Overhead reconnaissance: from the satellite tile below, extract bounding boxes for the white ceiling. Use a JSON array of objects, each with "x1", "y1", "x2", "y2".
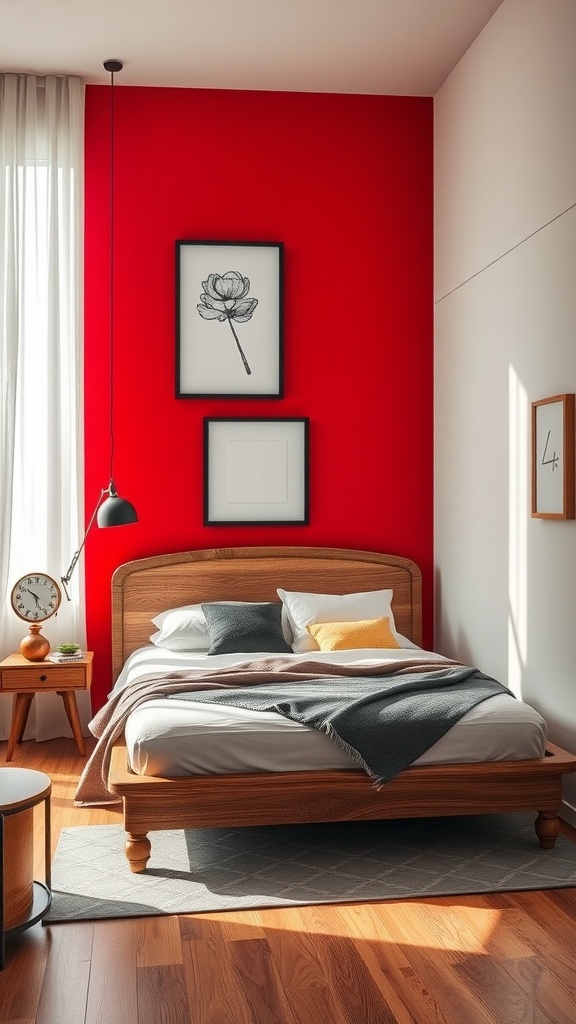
[{"x1": 2, "y1": 0, "x2": 504, "y2": 96}]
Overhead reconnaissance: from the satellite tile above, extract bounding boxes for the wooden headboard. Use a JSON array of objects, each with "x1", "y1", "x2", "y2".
[{"x1": 111, "y1": 546, "x2": 422, "y2": 680}]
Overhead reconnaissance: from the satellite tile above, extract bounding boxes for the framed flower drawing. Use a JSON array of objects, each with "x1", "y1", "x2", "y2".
[{"x1": 176, "y1": 241, "x2": 284, "y2": 398}]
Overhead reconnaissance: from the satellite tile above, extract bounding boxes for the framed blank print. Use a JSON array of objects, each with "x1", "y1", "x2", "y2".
[
  {"x1": 204, "y1": 418, "x2": 309, "y2": 525},
  {"x1": 531, "y1": 393, "x2": 575, "y2": 519}
]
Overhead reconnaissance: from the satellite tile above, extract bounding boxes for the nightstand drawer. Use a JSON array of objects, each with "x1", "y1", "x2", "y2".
[{"x1": 1, "y1": 664, "x2": 88, "y2": 691}]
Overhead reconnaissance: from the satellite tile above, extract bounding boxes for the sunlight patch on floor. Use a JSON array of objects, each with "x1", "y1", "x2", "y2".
[{"x1": 249, "y1": 901, "x2": 505, "y2": 955}]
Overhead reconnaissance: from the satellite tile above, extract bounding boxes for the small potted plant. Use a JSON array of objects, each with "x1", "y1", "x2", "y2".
[{"x1": 57, "y1": 643, "x2": 81, "y2": 654}]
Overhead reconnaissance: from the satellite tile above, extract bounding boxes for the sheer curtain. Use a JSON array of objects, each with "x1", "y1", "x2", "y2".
[{"x1": 0, "y1": 73, "x2": 90, "y2": 742}]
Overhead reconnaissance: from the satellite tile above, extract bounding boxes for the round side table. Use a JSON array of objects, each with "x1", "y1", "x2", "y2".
[{"x1": 0, "y1": 767, "x2": 52, "y2": 969}]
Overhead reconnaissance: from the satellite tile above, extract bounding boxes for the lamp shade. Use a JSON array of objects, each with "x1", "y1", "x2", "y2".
[{"x1": 97, "y1": 481, "x2": 138, "y2": 527}]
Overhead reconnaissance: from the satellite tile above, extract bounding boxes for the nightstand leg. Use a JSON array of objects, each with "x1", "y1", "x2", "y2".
[
  {"x1": 57, "y1": 691, "x2": 86, "y2": 755},
  {"x1": 6, "y1": 694, "x2": 34, "y2": 761}
]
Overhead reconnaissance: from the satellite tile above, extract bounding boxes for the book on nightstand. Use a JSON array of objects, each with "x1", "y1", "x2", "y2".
[{"x1": 46, "y1": 651, "x2": 85, "y2": 663}]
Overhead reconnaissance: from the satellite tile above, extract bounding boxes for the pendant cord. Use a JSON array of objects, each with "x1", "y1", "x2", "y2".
[
  {"x1": 58, "y1": 57, "x2": 135, "y2": 604},
  {"x1": 108, "y1": 66, "x2": 116, "y2": 483}
]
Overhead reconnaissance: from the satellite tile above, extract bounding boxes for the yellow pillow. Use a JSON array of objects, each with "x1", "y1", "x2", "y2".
[{"x1": 307, "y1": 616, "x2": 400, "y2": 651}]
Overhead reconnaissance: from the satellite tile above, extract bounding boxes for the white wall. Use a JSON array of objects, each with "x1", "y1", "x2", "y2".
[{"x1": 434, "y1": 0, "x2": 576, "y2": 818}]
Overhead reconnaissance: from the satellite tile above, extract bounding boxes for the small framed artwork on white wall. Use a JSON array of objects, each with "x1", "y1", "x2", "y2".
[
  {"x1": 531, "y1": 393, "x2": 575, "y2": 519},
  {"x1": 204, "y1": 417, "x2": 309, "y2": 525}
]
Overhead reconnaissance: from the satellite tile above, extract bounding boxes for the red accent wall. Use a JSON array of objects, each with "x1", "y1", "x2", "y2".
[{"x1": 84, "y1": 85, "x2": 433, "y2": 710}]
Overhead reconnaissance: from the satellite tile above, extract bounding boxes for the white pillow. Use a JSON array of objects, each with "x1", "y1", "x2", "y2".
[
  {"x1": 151, "y1": 601, "x2": 293, "y2": 651},
  {"x1": 277, "y1": 588, "x2": 402, "y2": 653},
  {"x1": 395, "y1": 633, "x2": 420, "y2": 650},
  {"x1": 150, "y1": 604, "x2": 209, "y2": 651}
]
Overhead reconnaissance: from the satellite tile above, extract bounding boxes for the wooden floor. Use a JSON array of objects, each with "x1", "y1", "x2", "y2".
[{"x1": 2, "y1": 738, "x2": 576, "y2": 1024}]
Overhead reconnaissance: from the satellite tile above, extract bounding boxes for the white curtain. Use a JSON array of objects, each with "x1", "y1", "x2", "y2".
[{"x1": 0, "y1": 73, "x2": 90, "y2": 742}]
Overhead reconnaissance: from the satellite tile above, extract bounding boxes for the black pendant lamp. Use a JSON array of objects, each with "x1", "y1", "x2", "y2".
[
  {"x1": 61, "y1": 58, "x2": 137, "y2": 601},
  {"x1": 98, "y1": 58, "x2": 138, "y2": 529}
]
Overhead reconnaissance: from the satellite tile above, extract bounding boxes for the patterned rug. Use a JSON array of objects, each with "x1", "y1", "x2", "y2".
[{"x1": 45, "y1": 813, "x2": 576, "y2": 922}]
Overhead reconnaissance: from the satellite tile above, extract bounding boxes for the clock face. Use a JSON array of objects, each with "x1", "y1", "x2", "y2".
[{"x1": 11, "y1": 573, "x2": 62, "y2": 622}]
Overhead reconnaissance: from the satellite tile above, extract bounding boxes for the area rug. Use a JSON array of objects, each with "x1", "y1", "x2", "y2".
[{"x1": 45, "y1": 813, "x2": 576, "y2": 923}]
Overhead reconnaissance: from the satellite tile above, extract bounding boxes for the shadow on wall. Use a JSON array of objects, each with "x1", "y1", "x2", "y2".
[{"x1": 433, "y1": 567, "x2": 475, "y2": 667}]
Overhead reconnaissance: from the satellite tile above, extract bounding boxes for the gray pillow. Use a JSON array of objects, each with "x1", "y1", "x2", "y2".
[{"x1": 202, "y1": 602, "x2": 293, "y2": 656}]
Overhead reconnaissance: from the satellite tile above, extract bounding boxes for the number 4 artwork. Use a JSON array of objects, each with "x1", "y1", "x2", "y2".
[{"x1": 531, "y1": 393, "x2": 575, "y2": 519}]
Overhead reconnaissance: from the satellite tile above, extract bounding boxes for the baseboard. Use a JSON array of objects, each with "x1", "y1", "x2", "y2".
[{"x1": 561, "y1": 800, "x2": 576, "y2": 828}]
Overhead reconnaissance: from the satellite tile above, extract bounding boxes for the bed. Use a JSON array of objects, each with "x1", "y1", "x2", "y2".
[{"x1": 96, "y1": 545, "x2": 576, "y2": 872}]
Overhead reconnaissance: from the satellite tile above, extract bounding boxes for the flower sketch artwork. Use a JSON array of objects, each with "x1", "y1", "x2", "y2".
[
  {"x1": 176, "y1": 241, "x2": 283, "y2": 398},
  {"x1": 197, "y1": 271, "x2": 258, "y2": 375}
]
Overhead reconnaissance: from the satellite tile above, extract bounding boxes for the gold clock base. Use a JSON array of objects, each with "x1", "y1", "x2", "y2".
[{"x1": 20, "y1": 625, "x2": 50, "y2": 662}]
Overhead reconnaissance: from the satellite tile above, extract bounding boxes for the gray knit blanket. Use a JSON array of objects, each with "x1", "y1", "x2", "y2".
[{"x1": 74, "y1": 656, "x2": 510, "y2": 806}]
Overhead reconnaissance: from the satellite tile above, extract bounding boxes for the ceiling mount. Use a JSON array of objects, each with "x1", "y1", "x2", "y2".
[{"x1": 103, "y1": 59, "x2": 123, "y2": 74}]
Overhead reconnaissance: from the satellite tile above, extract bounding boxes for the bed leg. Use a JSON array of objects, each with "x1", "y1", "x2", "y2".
[
  {"x1": 535, "y1": 811, "x2": 559, "y2": 849},
  {"x1": 125, "y1": 832, "x2": 152, "y2": 872}
]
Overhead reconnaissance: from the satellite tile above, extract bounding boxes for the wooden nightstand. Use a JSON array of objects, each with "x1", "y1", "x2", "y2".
[{"x1": 0, "y1": 653, "x2": 93, "y2": 761}]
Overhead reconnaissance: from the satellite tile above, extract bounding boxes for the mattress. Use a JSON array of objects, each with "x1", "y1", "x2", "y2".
[{"x1": 113, "y1": 646, "x2": 547, "y2": 778}]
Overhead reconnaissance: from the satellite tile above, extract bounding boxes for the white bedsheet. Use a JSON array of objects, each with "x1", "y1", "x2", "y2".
[{"x1": 112, "y1": 646, "x2": 547, "y2": 778}]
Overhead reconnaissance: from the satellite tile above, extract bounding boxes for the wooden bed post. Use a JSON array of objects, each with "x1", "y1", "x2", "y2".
[
  {"x1": 125, "y1": 833, "x2": 151, "y2": 873},
  {"x1": 535, "y1": 810, "x2": 560, "y2": 849}
]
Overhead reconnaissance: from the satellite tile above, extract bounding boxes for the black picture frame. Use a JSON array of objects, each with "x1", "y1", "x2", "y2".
[
  {"x1": 204, "y1": 417, "x2": 309, "y2": 525},
  {"x1": 176, "y1": 240, "x2": 284, "y2": 398}
]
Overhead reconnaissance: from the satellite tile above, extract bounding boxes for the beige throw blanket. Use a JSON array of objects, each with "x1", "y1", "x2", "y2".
[{"x1": 74, "y1": 656, "x2": 466, "y2": 806}]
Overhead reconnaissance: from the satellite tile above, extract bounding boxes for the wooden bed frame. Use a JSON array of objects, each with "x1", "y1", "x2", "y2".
[{"x1": 106, "y1": 546, "x2": 576, "y2": 872}]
